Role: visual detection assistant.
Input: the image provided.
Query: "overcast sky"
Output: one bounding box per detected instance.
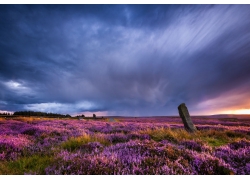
[1,4,250,116]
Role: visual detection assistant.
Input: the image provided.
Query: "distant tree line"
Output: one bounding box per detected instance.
[13,111,71,117]
[75,114,85,118]
[0,112,13,116]
[75,114,102,119]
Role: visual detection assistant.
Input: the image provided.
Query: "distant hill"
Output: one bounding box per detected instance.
[208,114,250,119]
[84,115,250,120]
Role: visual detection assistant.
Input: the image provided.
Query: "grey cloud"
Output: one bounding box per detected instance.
[1,5,250,115]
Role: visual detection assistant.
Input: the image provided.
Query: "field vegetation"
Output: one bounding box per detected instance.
[0,116,250,174]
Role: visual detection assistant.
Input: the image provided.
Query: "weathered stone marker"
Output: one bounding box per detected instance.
[178,103,197,133]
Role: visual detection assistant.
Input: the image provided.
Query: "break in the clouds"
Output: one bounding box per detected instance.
[1,4,250,116]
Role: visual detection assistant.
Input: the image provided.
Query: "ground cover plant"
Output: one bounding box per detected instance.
[0,117,250,175]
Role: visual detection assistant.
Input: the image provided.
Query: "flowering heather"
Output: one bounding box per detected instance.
[179,140,212,153]
[0,117,250,174]
[0,134,32,161]
[214,140,250,174]
[45,140,233,175]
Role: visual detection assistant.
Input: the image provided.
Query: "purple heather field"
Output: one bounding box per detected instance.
[0,116,250,175]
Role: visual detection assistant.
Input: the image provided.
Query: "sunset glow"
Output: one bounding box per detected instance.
[220,109,250,115]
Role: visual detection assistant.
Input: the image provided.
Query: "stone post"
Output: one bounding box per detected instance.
[178,103,197,133]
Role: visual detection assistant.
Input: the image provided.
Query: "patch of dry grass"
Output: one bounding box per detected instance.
[139,127,250,147]
[0,117,6,121]
[61,133,110,151]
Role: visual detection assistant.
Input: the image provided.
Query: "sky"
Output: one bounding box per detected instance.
[0,4,250,116]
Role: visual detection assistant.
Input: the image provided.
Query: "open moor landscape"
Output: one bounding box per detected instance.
[0,116,250,175]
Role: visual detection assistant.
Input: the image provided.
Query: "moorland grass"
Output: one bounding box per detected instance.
[0,133,109,174]
[0,117,7,121]
[1,118,250,174]
[0,154,55,175]
[139,127,250,147]
[61,133,110,151]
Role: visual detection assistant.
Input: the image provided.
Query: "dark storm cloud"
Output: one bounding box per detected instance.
[1,4,250,115]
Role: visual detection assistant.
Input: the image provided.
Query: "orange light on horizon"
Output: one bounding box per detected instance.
[220,109,250,115]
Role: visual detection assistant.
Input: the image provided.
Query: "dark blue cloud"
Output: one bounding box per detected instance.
[1,4,250,116]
